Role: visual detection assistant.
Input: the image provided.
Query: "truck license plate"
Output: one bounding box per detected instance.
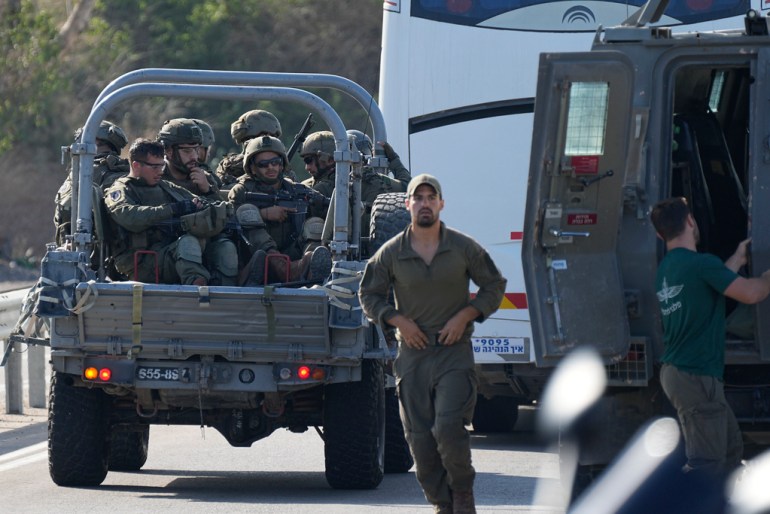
[136,367,180,381]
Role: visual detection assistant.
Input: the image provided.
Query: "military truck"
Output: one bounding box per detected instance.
[8,71,412,488]
[521,0,770,480]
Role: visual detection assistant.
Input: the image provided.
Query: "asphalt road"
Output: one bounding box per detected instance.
[0,406,563,514]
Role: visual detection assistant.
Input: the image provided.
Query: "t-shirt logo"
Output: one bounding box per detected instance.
[657,278,684,315]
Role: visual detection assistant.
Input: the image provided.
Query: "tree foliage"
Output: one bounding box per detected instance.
[0,0,383,259]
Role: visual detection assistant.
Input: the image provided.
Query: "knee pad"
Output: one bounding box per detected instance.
[236,204,265,228]
[176,234,203,264]
[302,216,324,243]
[209,239,239,277]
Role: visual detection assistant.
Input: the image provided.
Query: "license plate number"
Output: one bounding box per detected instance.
[136,367,180,381]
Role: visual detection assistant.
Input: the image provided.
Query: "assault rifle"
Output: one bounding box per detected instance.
[242,186,330,237]
[286,113,315,162]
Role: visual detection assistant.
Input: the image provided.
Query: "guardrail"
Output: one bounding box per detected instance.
[0,287,46,414]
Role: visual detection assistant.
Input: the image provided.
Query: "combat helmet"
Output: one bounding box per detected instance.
[157,118,203,148]
[347,129,373,157]
[192,119,215,148]
[231,110,282,146]
[301,131,336,158]
[243,135,288,175]
[74,120,128,154]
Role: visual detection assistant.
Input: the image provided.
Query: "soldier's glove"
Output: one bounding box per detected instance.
[170,200,197,216]
[382,142,399,161]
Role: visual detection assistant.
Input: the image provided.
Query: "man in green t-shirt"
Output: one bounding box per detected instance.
[651,197,770,475]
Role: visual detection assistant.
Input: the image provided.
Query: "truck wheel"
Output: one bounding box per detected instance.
[48,371,111,486]
[108,425,150,471]
[384,388,413,473]
[323,359,385,489]
[472,395,519,433]
[369,192,409,254]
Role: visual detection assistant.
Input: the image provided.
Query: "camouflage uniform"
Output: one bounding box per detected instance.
[54,153,130,246]
[301,167,335,200]
[162,164,222,201]
[229,175,313,261]
[104,176,238,285]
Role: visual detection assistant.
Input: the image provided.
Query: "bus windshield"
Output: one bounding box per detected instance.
[411,0,749,31]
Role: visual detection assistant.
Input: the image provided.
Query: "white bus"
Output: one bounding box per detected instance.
[378,0,753,426]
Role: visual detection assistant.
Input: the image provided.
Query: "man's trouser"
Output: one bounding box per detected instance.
[394,340,478,506]
[660,363,743,473]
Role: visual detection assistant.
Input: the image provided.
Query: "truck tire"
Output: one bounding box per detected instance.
[472,395,519,433]
[384,388,413,473]
[48,371,111,486]
[323,359,385,489]
[108,425,150,471]
[369,192,409,254]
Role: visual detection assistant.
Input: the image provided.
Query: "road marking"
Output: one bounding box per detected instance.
[0,441,47,472]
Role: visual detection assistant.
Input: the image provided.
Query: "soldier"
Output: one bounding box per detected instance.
[216,109,297,189]
[104,138,238,286]
[157,118,222,201]
[228,135,330,286]
[321,130,412,246]
[191,118,216,168]
[359,174,506,514]
[300,130,337,200]
[54,120,130,247]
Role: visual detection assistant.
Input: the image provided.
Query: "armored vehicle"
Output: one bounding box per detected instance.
[522,0,770,479]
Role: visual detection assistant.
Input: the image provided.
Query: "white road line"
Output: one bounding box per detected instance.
[0,441,47,471]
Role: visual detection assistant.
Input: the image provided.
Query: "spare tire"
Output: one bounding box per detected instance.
[369,192,409,254]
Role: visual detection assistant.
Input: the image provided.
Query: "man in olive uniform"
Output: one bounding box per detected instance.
[359,174,506,514]
[105,138,238,286]
[321,130,412,246]
[300,130,337,201]
[228,135,330,286]
[216,109,296,189]
[54,120,130,247]
[157,118,222,201]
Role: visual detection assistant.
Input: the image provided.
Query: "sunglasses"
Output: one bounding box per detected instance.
[303,156,315,165]
[136,160,164,170]
[256,156,283,169]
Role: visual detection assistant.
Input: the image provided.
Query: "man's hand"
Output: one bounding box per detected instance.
[726,238,751,272]
[260,205,296,222]
[388,314,428,349]
[188,168,211,194]
[438,306,481,346]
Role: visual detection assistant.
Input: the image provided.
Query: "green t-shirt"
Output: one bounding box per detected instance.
[656,247,738,378]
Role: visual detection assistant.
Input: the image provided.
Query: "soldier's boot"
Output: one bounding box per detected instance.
[306,246,332,282]
[265,254,303,283]
[241,250,267,286]
[433,503,453,514]
[451,490,476,514]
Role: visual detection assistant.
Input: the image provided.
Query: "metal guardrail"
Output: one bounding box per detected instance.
[1,287,46,414]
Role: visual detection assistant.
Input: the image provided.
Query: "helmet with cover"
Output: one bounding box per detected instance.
[347,129,373,158]
[300,131,336,159]
[231,110,282,146]
[192,119,215,148]
[157,118,203,148]
[74,120,128,154]
[243,135,288,175]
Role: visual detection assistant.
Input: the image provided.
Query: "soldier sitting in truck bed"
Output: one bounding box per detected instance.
[105,138,238,286]
[228,135,331,286]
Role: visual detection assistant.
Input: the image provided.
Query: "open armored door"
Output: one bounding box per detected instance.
[522,52,634,366]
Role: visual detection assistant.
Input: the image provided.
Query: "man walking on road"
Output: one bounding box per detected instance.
[651,197,770,475]
[359,174,506,514]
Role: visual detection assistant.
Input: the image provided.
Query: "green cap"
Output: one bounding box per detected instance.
[406,173,442,198]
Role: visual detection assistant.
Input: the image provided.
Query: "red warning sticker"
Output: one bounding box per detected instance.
[567,213,597,225]
[571,155,599,175]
